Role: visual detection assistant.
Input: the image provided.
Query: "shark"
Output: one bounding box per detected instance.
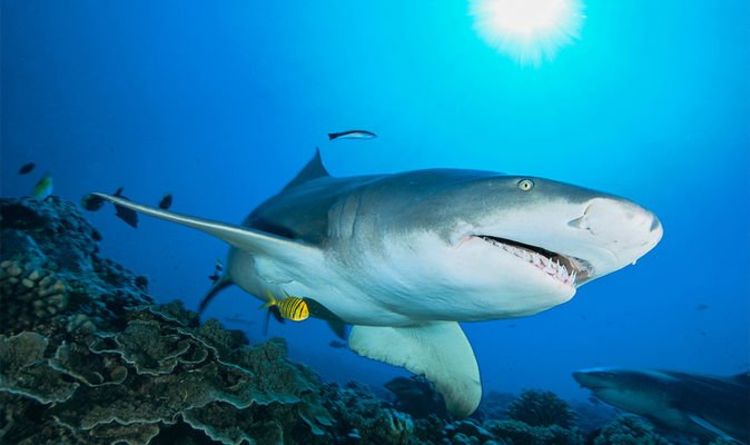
[573,368,750,444]
[92,150,662,417]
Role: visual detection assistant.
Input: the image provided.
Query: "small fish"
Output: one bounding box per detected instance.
[329,340,347,349]
[18,162,35,175]
[328,129,377,141]
[696,304,709,311]
[111,187,138,228]
[261,292,309,322]
[158,193,173,210]
[81,193,106,211]
[32,174,53,200]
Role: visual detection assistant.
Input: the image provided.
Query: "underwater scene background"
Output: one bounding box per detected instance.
[1,1,749,444]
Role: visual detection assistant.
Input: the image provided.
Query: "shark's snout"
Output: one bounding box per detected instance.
[572,369,598,387]
[568,197,662,265]
[572,370,585,384]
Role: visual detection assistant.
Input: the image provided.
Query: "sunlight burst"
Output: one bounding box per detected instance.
[470,0,584,65]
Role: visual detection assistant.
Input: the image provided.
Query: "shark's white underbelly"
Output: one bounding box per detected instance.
[227,247,416,326]
[226,235,576,326]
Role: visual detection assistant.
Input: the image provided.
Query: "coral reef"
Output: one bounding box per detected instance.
[320,382,414,444]
[507,389,576,428]
[592,415,672,445]
[0,196,692,445]
[568,401,617,435]
[0,197,331,444]
[474,390,516,422]
[484,419,583,445]
[385,376,449,420]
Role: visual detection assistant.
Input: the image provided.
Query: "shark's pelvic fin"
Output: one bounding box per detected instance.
[282,149,330,191]
[306,298,348,340]
[91,193,319,261]
[198,276,233,314]
[348,322,481,417]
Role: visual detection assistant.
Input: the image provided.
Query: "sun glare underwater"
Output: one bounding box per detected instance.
[1,0,749,444]
[470,0,585,64]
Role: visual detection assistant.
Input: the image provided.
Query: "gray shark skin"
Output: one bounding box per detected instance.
[92,150,662,417]
[573,368,750,444]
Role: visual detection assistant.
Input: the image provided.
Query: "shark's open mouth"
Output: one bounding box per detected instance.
[477,235,591,286]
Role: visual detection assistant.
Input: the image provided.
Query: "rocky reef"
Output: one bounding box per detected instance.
[0,196,714,445]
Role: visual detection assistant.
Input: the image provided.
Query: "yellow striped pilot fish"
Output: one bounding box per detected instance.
[261,292,309,322]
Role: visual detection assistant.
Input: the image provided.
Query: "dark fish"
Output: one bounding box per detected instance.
[328,129,377,141]
[158,193,173,210]
[329,340,347,349]
[18,162,35,175]
[111,187,138,228]
[696,304,709,311]
[81,193,106,211]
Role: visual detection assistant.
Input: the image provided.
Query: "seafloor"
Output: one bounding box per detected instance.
[0,196,731,445]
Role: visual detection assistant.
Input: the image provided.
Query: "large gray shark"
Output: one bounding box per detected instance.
[573,368,750,444]
[93,151,662,416]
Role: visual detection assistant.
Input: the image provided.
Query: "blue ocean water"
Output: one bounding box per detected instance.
[2,0,748,404]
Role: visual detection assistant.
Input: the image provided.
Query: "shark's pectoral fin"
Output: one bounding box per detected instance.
[91,193,318,262]
[687,415,735,442]
[348,322,481,417]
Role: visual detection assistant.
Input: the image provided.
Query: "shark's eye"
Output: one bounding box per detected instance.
[517,179,534,191]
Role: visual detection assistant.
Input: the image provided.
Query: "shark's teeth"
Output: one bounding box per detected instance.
[480,236,575,286]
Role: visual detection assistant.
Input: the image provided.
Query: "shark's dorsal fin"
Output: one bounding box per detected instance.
[282,149,330,191]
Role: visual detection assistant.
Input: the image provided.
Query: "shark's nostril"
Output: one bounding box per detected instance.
[568,204,592,229]
[567,216,585,228]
